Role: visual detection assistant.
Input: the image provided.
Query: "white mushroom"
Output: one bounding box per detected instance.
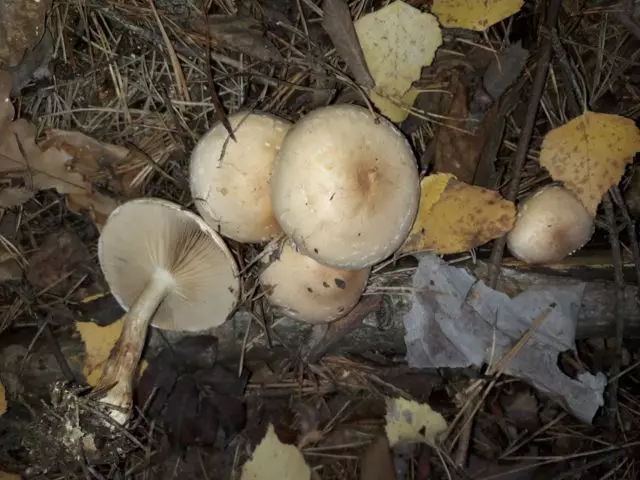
[507,185,594,264]
[270,104,420,270]
[259,239,370,324]
[190,111,291,244]
[96,198,239,424]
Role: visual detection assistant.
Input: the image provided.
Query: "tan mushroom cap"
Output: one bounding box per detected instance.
[98,198,240,331]
[506,185,595,264]
[190,111,292,244]
[271,104,420,269]
[260,239,370,324]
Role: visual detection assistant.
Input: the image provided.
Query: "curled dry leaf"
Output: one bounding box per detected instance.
[384,397,447,447]
[402,173,515,254]
[0,187,34,207]
[321,0,374,89]
[0,0,52,67]
[539,111,640,216]
[354,0,442,122]
[240,423,311,480]
[191,15,283,63]
[431,0,524,31]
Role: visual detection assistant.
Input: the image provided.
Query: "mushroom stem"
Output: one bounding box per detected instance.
[95,268,175,425]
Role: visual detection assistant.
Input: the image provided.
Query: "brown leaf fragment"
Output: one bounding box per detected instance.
[0,187,34,207]
[322,0,374,89]
[0,0,52,67]
[434,75,489,183]
[192,15,283,63]
[359,435,397,480]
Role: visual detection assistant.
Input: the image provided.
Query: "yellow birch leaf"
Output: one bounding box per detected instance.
[76,318,149,386]
[385,397,447,447]
[431,0,524,31]
[539,111,640,216]
[0,380,6,416]
[402,173,515,254]
[354,0,442,122]
[240,424,311,480]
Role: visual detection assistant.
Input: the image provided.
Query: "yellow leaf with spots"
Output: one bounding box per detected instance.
[402,173,515,254]
[354,0,442,122]
[431,0,524,31]
[241,424,311,480]
[76,318,148,386]
[539,111,640,216]
[385,397,447,447]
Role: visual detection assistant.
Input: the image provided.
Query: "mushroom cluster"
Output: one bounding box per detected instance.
[93,104,420,424]
[189,103,420,323]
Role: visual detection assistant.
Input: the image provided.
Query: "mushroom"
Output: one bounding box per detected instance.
[506,185,595,264]
[189,111,292,244]
[270,104,420,269]
[95,198,239,424]
[259,239,370,324]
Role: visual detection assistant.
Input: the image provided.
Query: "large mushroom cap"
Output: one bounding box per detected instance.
[506,185,595,264]
[98,198,240,331]
[271,104,420,269]
[259,239,370,324]
[189,111,291,244]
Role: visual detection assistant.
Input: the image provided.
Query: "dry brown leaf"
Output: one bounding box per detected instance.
[322,0,374,89]
[431,0,524,31]
[0,71,14,125]
[0,0,52,67]
[0,186,34,207]
[539,111,640,216]
[402,173,515,254]
[0,379,6,415]
[359,435,397,480]
[434,74,491,183]
[0,472,20,480]
[192,15,283,63]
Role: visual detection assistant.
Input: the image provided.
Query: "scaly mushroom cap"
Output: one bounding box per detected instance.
[189,111,291,244]
[259,239,370,324]
[506,185,595,264]
[98,198,240,331]
[271,104,420,269]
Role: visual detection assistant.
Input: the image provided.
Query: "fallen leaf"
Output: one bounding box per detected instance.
[322,0,374,89]
[7,28,53,96]
[192,15,283,63]
[76,318,125,386]
[240,423,311,480]
[26,230,92,292]
[434,73,488,183]
[354,1,442,122]
[0,379,6,415]
[0,187,34,207]
[431,0,524,31]
[402,173,515,254]
[0,473,20,480]
[0,0,52,67]
[482,41,529,103]
[359,434,397,480]
[384,397,447,447]
[539,112,640,216]
[0,70,14,125]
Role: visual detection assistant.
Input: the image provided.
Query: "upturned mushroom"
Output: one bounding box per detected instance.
[95,198,239,424]
[506,185,595,264]
[259,239,370,324]
[270,104,420,270]
[190,111,291,244]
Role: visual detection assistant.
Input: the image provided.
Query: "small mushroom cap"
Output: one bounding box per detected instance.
[259,239,371,324]
[190,111,292,243]
[98,198,240,331]
[506,185,595,264]
[271,104,420,269]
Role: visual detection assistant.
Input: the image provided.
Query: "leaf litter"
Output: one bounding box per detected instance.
[3,0,640,478]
